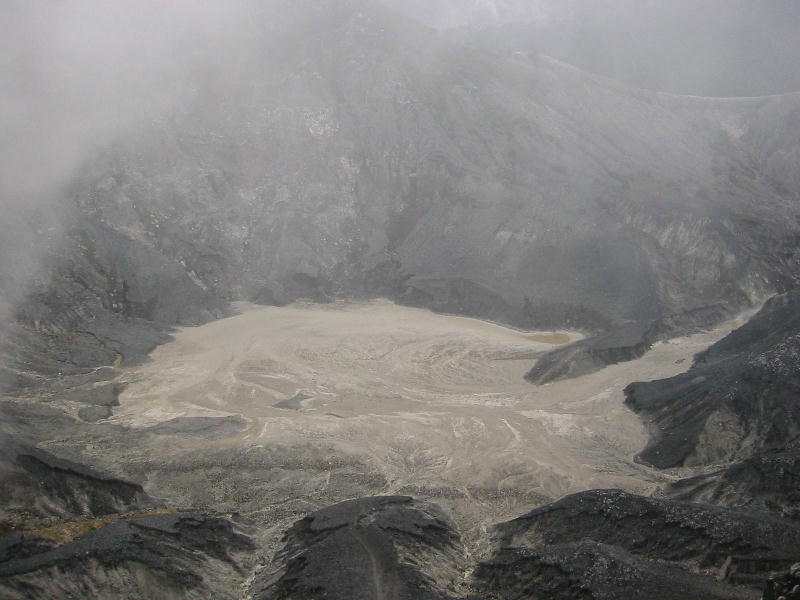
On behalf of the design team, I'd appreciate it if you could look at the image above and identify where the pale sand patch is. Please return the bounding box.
[112,299,751,527]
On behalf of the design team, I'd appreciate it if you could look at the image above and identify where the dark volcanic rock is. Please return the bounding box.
[666,447,800,517]
[1,2,800,597]
[399,277,524,328]
[473,541,756,600]
[0,215,229,394]
[494,489,800,582]
[644,303,738,343]
[61,381,126,406]
[252,496,468,600]
[526,302,737,384]
[0,431,149,522]
[762,562,800,600]
[525,323,651,384]
[145,416,248,438]
[0,307,172,394]
[625,290,800,469]
[48,367,118,391]
[0,513,255,600]
[78,405,113,422]
[0,534,58,563]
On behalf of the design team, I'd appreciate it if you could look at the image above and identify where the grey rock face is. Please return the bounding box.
[1,2,800,598]
[526,303,737,384]
[78,405,113,422]
[0,431,149,525]
[524,322,652,385]
[762,563,800,600]
[0,294,174,393]
[666,448,800,518]
[0,513,255,600]
[493,489,800,577]
[5,0,800,387]
[419,0,800,96]
[145,416,248,438]
[61,381,125,407]
[253,496,468,599]
[473,541,757,600]
[625,290,800,469]
[480,489,800,596]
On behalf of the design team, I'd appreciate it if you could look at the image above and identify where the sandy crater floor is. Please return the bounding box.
[108,300,750,535]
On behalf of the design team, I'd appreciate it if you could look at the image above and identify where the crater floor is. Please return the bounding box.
[102,300,750,543]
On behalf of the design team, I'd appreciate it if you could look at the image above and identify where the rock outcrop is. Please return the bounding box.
[1,489,795,599]
[626,290,800,469]
[473,542,757,600]
[526,303,737,384]
[665,447,800,518]
[493,489,800,580]
[762,562,800,600]
[475,489,800,597]
[0,431,150,531]
[0,513,255,600]
[252,496,468,600]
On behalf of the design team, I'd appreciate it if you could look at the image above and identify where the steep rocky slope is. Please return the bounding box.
[526,302,737,383]
[4,0,800,389]
[0,513,255,600]
[0,430,150,531]
[474,542,757,600]
[624,289,800,522]
[4,491,792,599]
[666,447,800,518]
[626,290,800,469]
[251,496,468,599]
[493,489,800,575]
[475,488,800,598]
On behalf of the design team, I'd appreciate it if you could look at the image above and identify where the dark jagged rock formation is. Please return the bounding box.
[0,431,149,530]
[665,447,800,518]
[492,489,800,587]
[473,541,756,600]
[0,217,230,393]
[0,513,255,600]
[625,290,800,469]
[398,277,523,328]
[525,324,652,384]
[526,303,737,384]
[762,562,800,600]
[643,304,739,344]
[252,496,468,599]
[145,416,248,439]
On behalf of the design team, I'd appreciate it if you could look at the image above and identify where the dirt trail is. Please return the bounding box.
[350,524,392,600]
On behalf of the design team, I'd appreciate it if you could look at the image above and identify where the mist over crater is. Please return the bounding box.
[2,2,800,599]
